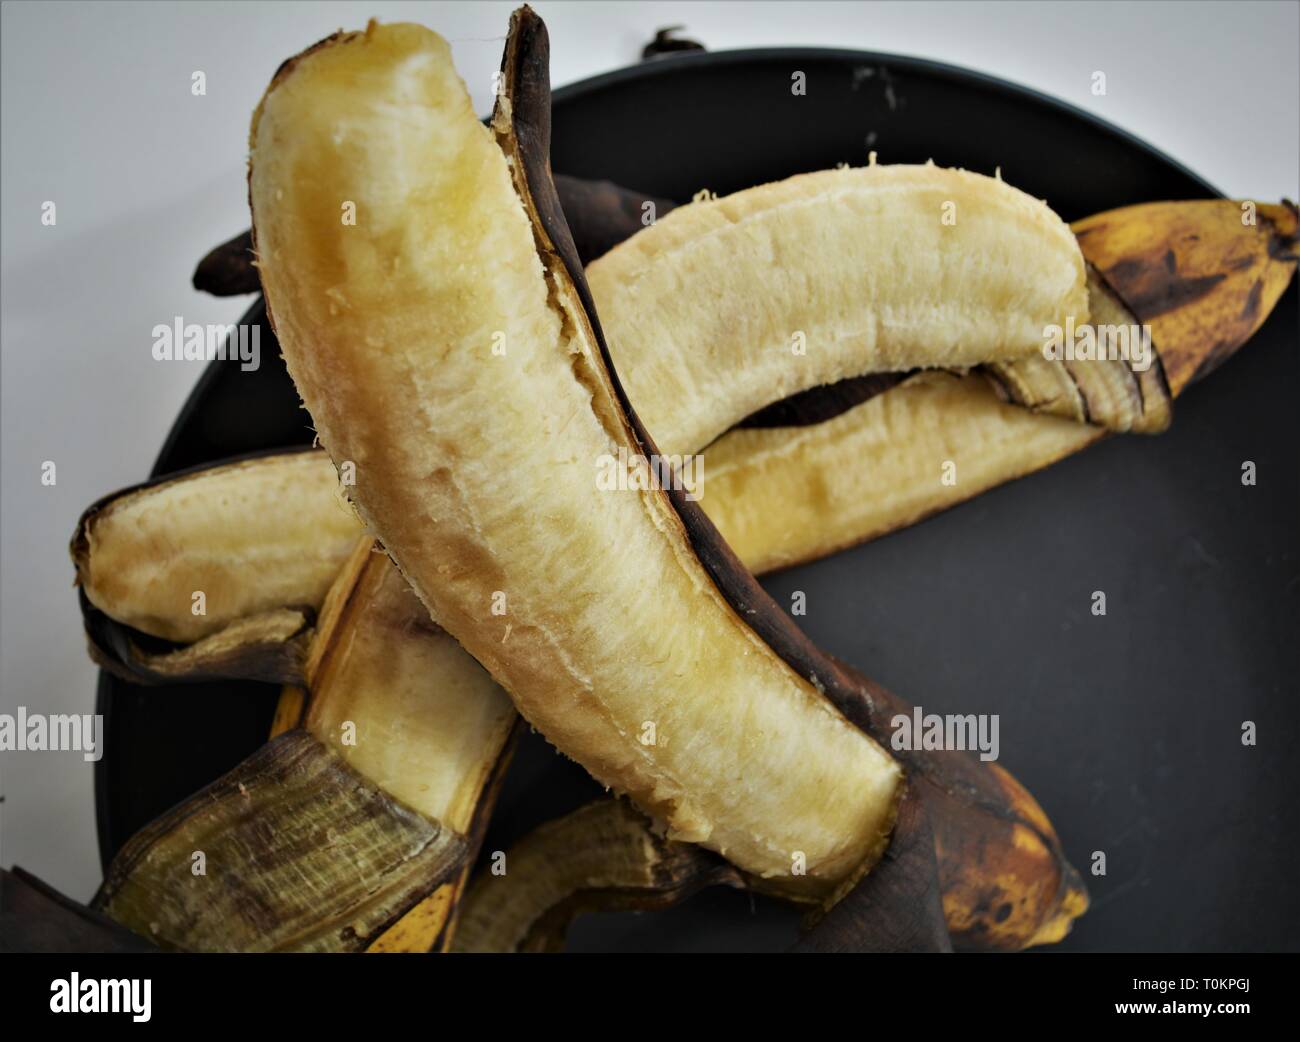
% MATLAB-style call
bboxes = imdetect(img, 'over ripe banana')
[251,19,900,892]
[696,200,1296,571]
[73,10,1297,953]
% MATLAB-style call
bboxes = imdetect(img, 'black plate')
[95,48,1299,952]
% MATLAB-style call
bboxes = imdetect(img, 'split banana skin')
[65,8,1298,953]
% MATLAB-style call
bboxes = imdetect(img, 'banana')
[251,17,902,892]
[92,538,517,952]
[587,162,1088,458]
[73,448,356,644]
[695,370,1101,574]
[696,201,1295,570]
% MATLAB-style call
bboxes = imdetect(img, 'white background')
[2,0,1297,901]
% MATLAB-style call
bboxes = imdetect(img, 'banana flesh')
[588,162,1089,457]
[73,449,356,643]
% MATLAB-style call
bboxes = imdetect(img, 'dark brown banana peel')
[796,784,953,952]
[455,789,954,953]
[838,661,1086,949]
[453,799,745,953]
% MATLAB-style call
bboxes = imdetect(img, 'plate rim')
[552,46,1219,197]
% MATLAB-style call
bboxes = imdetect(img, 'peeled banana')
[587,160,1089,457]
[251,16,903,893]
[92,538,517,952]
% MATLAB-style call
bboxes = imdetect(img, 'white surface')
[2,0,1297,901]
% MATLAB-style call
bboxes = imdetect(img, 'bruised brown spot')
[1106,257,1225,320]
[1241,279,1263,324]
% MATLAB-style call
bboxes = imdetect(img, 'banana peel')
[452,799,745,953]
[453,790,956,953]
[302,540,519,953]
[92,539,518,952]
